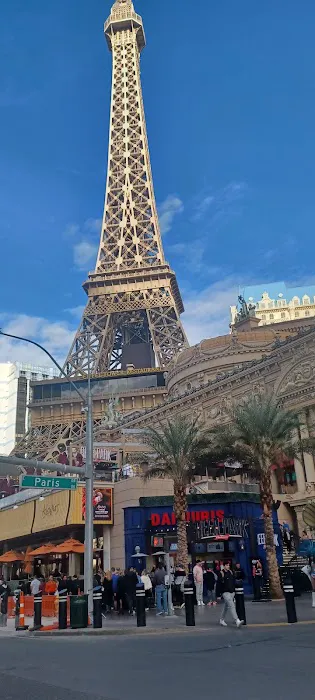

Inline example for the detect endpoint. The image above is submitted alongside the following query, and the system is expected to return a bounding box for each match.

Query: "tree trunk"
[174,484,189,573]
[259,470,283,599]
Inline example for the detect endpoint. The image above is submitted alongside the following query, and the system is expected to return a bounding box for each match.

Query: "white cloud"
[63,223,80,237]
[192,181,247,223]
[0,314,76,368]
[158,195,183,235]
[62,218,102,270]
[83,218,102,234]
[182,279,239,345]
[64,305,85,319]
[73,240,98,270]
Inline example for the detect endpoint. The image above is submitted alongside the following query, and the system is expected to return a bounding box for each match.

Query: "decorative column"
[299,411,315,484]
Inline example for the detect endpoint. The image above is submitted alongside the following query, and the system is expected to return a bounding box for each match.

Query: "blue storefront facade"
[124,494,283,594]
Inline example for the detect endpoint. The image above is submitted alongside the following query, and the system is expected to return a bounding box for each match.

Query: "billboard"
[82,487,113,525]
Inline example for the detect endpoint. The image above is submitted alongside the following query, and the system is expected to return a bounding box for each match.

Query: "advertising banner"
[82,487,113,525]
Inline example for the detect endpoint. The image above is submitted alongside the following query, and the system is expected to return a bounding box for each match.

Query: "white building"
[0,362,58,455]
[231,282,315,327]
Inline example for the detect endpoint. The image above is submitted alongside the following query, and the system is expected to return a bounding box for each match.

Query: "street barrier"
[58,589,68,630]
[184,580,195,626]
[136,584,146,628]
[283,581,297,623]
[15,591,28,630]
[235,587,247,626]
[33,594,43,630]
[93,590,103,629]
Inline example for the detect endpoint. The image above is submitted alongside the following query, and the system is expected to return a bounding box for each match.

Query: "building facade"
[0,362,58,455]
[231,282,315,327]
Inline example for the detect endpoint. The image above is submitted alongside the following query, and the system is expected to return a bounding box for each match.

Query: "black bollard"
[33,593,42,630]
[136,584,146,628]
[235,586,247,626]
[284,582,297,624]
[93,590,103,629]
[58,589,68,630]
[184,580,195,627]
[15,590,20,630]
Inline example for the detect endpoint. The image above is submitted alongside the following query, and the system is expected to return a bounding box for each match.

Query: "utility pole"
[0,329,94,609]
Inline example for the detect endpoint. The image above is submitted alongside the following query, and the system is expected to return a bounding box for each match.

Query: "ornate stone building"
[95,319,315,536]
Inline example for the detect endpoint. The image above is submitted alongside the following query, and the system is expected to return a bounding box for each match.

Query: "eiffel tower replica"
[12,0,188,461]
[65,0,187,377]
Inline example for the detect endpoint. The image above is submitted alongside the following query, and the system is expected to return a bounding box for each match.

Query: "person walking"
[0,579,10,626]
[102,571,113,612]
[234,563,246,587]
[153,563,167,615]
[204,566,217,606]
[116,571,126,615]
[30,575,41,596]
[193,560,205,606]
[45,575,57,595]
[141,570,153,611]
[219,562,244,628]
[124,567,138,615]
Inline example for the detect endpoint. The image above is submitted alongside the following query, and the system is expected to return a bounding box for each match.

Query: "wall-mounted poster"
[82,487,113,524]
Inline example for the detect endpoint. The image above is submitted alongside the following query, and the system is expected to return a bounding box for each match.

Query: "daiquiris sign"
[150,509,249,540]
[197,517,249,540]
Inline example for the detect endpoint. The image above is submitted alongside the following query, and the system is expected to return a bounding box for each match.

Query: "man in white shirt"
[30,575,41,596]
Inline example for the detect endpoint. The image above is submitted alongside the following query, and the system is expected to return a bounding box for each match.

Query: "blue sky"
[1,0,315,365]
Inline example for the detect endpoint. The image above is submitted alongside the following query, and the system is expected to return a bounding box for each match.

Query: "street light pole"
[0,329,94,608]
[84,333,94,614]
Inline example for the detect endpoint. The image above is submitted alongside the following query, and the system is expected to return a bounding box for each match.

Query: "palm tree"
[208,394,300,599]
[143,416,209,572]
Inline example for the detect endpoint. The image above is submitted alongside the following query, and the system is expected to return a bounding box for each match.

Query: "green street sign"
[19,475,78,490]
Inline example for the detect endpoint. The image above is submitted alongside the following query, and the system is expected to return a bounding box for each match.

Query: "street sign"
[19,475,78,490]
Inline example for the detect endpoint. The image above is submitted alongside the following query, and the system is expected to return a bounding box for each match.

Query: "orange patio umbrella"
[0,550,25,563]
[24,545,34,574]
[51,538,84,554]
[27,543,55,557]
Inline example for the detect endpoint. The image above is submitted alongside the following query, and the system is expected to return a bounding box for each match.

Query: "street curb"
[28,619,315,637]
[29,626,193,637]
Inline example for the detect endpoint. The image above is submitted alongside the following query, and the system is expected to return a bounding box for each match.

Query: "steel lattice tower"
[64,0,188,377]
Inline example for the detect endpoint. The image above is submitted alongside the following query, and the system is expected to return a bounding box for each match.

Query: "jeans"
[221,592,238,623]
[195,581,203,603]
[207,588,216,603]
[156,584,167,613]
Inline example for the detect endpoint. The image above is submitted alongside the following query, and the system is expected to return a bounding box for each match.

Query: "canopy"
[0,550,25,563]
[28,543,55,557]
[51,538,84,554]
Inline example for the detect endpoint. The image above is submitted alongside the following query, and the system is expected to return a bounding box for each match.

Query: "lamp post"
[0,329,94,612]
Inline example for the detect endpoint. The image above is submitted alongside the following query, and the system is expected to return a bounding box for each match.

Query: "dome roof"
[171,329,278,369]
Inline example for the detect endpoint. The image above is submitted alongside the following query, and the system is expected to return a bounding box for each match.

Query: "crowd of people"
[0,559,246,626]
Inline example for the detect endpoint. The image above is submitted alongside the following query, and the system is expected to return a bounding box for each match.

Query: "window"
[260,303,265,309]
[295,311,300,318]
[293,297,299,306]
[261,315,266,321]
[281,312,285,319]
[269,314,274,320]
[20,371,26,377]
[42,374,49,380]
[305,310,310,317]
[31,372,37,379]
[303,296,310,305]
[268,302,273,309]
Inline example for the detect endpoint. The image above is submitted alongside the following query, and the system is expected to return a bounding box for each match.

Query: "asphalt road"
[0,624,313,700]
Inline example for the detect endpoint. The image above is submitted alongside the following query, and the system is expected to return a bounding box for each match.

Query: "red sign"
[150,510,225,527]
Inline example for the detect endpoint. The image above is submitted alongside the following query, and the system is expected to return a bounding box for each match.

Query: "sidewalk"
[30,593,315,636]
[3,594,315,637]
